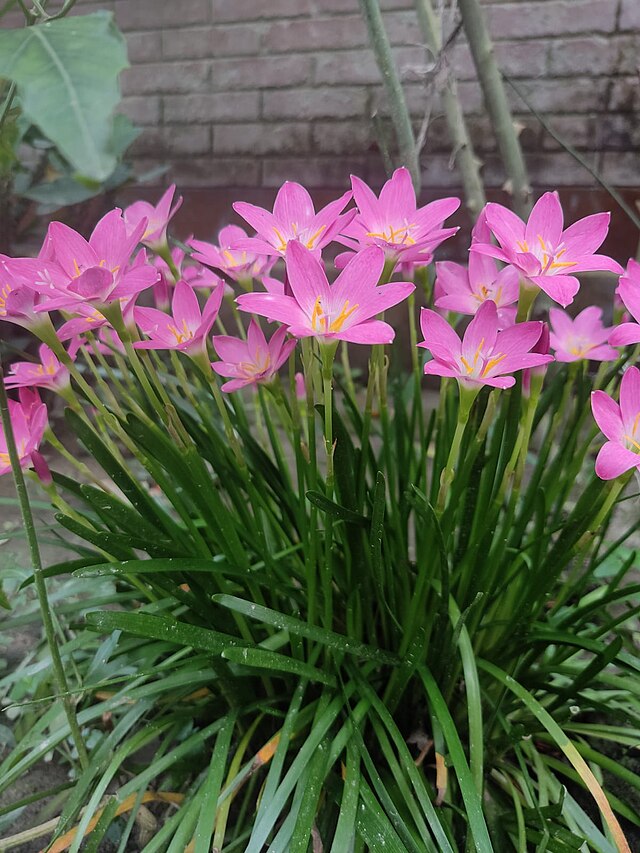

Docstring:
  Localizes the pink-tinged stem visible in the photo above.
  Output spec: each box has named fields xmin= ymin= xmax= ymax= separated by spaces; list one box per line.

xmin=0 ymin=363 xmax=89 ymax=770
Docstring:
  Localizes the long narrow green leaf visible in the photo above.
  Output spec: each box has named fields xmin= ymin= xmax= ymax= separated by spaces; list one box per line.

xmin=213 ymin=594 xmax=398 ymax=664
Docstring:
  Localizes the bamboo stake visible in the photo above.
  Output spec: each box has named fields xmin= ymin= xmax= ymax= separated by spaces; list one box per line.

xmin=457 ymin=0 xmax=531 ymax=216
xmin=359 ymin=0 xmax=421 ymax=191
xmin=415 ymin=0 xmax=486 ymax=217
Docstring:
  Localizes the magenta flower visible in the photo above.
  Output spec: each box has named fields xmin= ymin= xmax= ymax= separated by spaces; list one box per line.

xmin=236 ymin=242 xmax=414 ymax=345
xmin=134 ymin=279 xmax=223 ymax=355
xmin=419 ymin=299 xmax=552 ymax=389
xmin=549 ymin=306 xmax=617 ymax=363
xmin=609 ymin=259 xmax=640 ymax=347
xmin=151 ymin=245 xmax=224 ymax=310
xmin=434 ymin=211 xmax=519 ymax=328
xmin=31 ymin=211 xmax=158 ymax=311
xmin=212 ymin=319 xmax=297 ymax=392
xmin=233 ymin=182 xmax=353 ymax=258
xmin=337 ymin=167 xmax=460 ymax=264
xmin=472 ymin=192 xmax=623 ymax=308
xmin=0 ymin=256 xmax=51 ymax=330
xmin=522 ymin=323 xmax=551 ymax=398
xmin=190 ymin=226 xmax=275 ymax=283
xmin=0 ymin=389 xmax=48 ymax=477
xmin=5 ymin=344 xmax=72 ymax=393
xmin=591 ymin=367 xmax=640 ymax=479
xmin=124 ymin=184 xmax=183 ymax=250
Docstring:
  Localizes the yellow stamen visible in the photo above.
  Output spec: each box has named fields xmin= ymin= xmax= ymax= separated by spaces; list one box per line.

xmin=0 ymin=282 xmax=12 ymax=315
xmin=460 ymin=356 xmax=474 ymax=374
xmin=481 ymin=353 xmax=507 ymax=377
xmin=311 ymin=296 xmax=325 ymax=332
xmin=549 ymin=260 xmax=577 ymax=269
xmin=73 ymin=259 xmax=81 ymax=277
xmin=517 ymin=240 xmax=530 ymax=253
xmin=473 ymin=337 xmax=485 ymax=367
xmin=624 ymin=434 xmax=640 ymax=452
xmin=633 ymin=412 xmax=640 ymax=436
xmin=305 ymin=225 xmax=326 ymax=249
xmin=273 ymin=227 xmax=287 ymax=253
xmin=329 ymin=300 xmax=359 ymax=332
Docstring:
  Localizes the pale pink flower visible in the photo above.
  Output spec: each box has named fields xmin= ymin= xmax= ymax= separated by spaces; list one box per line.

xmin=233 ymin=182 xmax=353 ymax=258
xmin=609 ymin=259 xmax=640 ymax=347
xmin=419 ymin=299 xmax=552 ymax=389
xmin=236 ymin=242 xmax=414 ymax=346
xmin=212 ymin=319 xmax=297 ymax=392
xmin=549 ymin=306 xmax=617 ymax=362
xmin=337 ymin=167 xmax=460 ymax=265
xmin=190 ymin=225 xmax=275 ymax=282
xmin=472 ymin=192 xmax=623 ymax=307
xmin=123 ymin=184 xmax=183 ymax=250
xmin=134 ymin=279 xmax=223 ymax=355
xmin=434 ymin=211 xmax=518 ymax=328
xmin=4 ymin=344 xmax=71 ymax=392
xmin=592 ymin=366 xmax=640 ymax=479
xmin=0 ymin=389 xmax=48 ymax=477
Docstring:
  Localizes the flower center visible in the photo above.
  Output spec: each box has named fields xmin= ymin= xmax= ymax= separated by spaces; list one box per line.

xmin=366 ymin=222 xmax=416 ymax=246
xmin=168 ymin=319 xmax=194 ymax=345
xmin=459 ymin=337 xmax=507 ymax=378
xmin=0 ymin=282 xmax=12 ymax=316
xmin=310 ymin=297 xmax=359 ymax=334
xmin=624 ymin=412 xmax=640 ymax=452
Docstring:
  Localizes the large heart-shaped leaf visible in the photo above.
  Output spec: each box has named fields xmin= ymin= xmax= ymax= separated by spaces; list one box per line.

xmin=0 ymin=12 xmax=128 ymax=180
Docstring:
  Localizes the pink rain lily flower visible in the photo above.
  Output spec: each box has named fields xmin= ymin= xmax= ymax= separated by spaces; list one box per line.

xmin=212 ymin=319 xmax=297 ymax=392
xmin=472 ymin=192 xmax=623 ymax=308
xmin=337 ymin=167 xmax=460 ymax=265
xmin=0 ymin=256 xmax=50 ymax=330
xmin=591 ymin=366 xmax=640 ymax=480
xmin=190 ymin=225 xmax=275 ymax=283
xmin=0 ymin=389 xmax=48 ymax=477
xmin=233 ymin=182 xmax=354 ymax=258
xmin=236 ymin=242 xmax=415 ymax=345
xmin=30 ymin=211 xmax=158 ymax=311
xmin=609 ymin=259 xmax=640 ymax=347
xmin=419 ymin=299 xmax=552 ymax=389
xmin=134 ymin=279 xmax=224 ymax=355
xmin=4 ymin=344 xmax=72 ymax=393
xmin=151 ymin=245 xmax=224 ymax=310
xmin=434 ymin=211 xmax=519 ymax=328
xmin=123 ymin=184 xmax=183 ymax=250
xmin=522 ymin=323 xmax=551 ymax=398
xmin=549 ymin=306 xmax=617 ymax=362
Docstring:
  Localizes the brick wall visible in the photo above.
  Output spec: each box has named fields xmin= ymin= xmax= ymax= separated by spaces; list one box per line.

xmin=4 ymin=0 xmax=640 ymax=193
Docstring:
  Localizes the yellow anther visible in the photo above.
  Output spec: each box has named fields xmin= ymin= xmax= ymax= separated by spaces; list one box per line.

xmin=273 ymin=227 xmax=287 ymax=253
xmin=517 ymin=240 xmax=530 ymax=253
xmin=311 ymin=296 xmax=325 ymax=332
xmin=329 ymin=300 xmax=358 ymax=332
xmin=624 ymin=434 xmax=640 ymax=452
xmin=305 ymin=225 xmax=326 ymax=249
xmin=481 ymin=353 xmax=507 ymax=377
xmin=460 ymin=356 xmax=474 ymax=374
xmin=632 ymin=412 xmax=640 ymax=436
xmin=473 ymin=337 xmax=485 ymax=366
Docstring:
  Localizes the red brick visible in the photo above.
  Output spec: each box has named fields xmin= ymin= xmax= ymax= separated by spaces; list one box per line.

xmin=264 ymin=17 xmax=367 ymax=53
xmin=601 ymin=152 xmax=640 ymax=185
xmin=314 ymin=46 xmax=426 ymax=85
xmin=540 ymin=114 xmax=598 ymax=150
xmin=212 ymin=0 xmax=313 ymax=22
xmin=548 ymin=36 xmax=635 ymax=77
xmin=485 ymin=1 xmax=617 ymax=39
xmin=263 ymin=87 xmax=368 ymax=120
xmin=121 ymin=62 xmax=210 ymax=96
xmin=311 ymin=121 xmax=373 ymax=154
xmin=171 ymin=157 xmax=261 ymax=187
xmin=620 ymin=0 xmax=640 ymax=31
xmin=115 ymin=0 xmax=209 ymax=30
xmin=211 ymin=55 xmax=312 ymax=89
xmin=263 ymin=156 xmax=369 ymax=188
xmin=118 ymin=96 xmax=161 ymax=126
xmin=164 ymin=92 xmax=260 ymax=124
xmin=214 ymin=123 xmax=311 ymax=155
xmin=598 ymin=114 xmax=640 ymax=151
xmin=126 ymin=31 xmax=162 ymax=64
xmin=506 ymin=77 xmax=609 ymax=114
xmin=131 ymin=126 xmax=211 ymax=157
xmin=607 ymin=77 xmax=639 ymax=112
xmin=162 ymin=24 xmax=262 ymax=60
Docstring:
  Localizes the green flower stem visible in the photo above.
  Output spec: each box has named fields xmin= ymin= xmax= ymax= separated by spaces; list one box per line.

xmin=0 ymin=366 xmax=88 ymax=770
xmin=193 ymin=352 xmax=247 ymax=473
xmin=436 ymin=384 xmax=477 ymax=515
xmin=340 ymin=341 xmax=357 ymax=404
xmin=357 ymin=352 xmax=377 ymax=509
xmin=156 ymin=243 xmax=180 ymax=283
xmin=44 ymin=428 xmax=103 ymax=488
xmin=321 ymin=343 xmax=338 ymax=633
xmin=515 ymin=281 xmax=539 ymax=322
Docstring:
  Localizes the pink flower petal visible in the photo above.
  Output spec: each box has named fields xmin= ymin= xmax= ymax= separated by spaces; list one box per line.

xmin=609 ymin=323 xmax=640 ymax=346
xmin=273 ymin=181 xmax=315 ymax=226
xmin=525 ymin=192 xmax=563 ymax=250
xmin=591 ymin=390 xmax=624 ymax=442
xmin=379 ymin=167 xmax=415 ymax=220
xmin=619 ymin=366 xmax=640 ymax=429
xmin=419 ymin=308 xmax=461 ymax=364
xmin=484 ymin=203 xmax=526 ymax=250
xmin=285 ymin=241 xmax=331 ymax=315
xmin=561 ymin=212 xmax=610 ymax=256
xmin=337 ymin=319 xmax=396 ymax=344
xmin=595 ymin=442 xmax=640 ymax=480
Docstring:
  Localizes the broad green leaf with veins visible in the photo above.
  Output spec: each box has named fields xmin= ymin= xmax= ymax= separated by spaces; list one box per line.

xmin=0 ymin=12 xmax=128 ymax=181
